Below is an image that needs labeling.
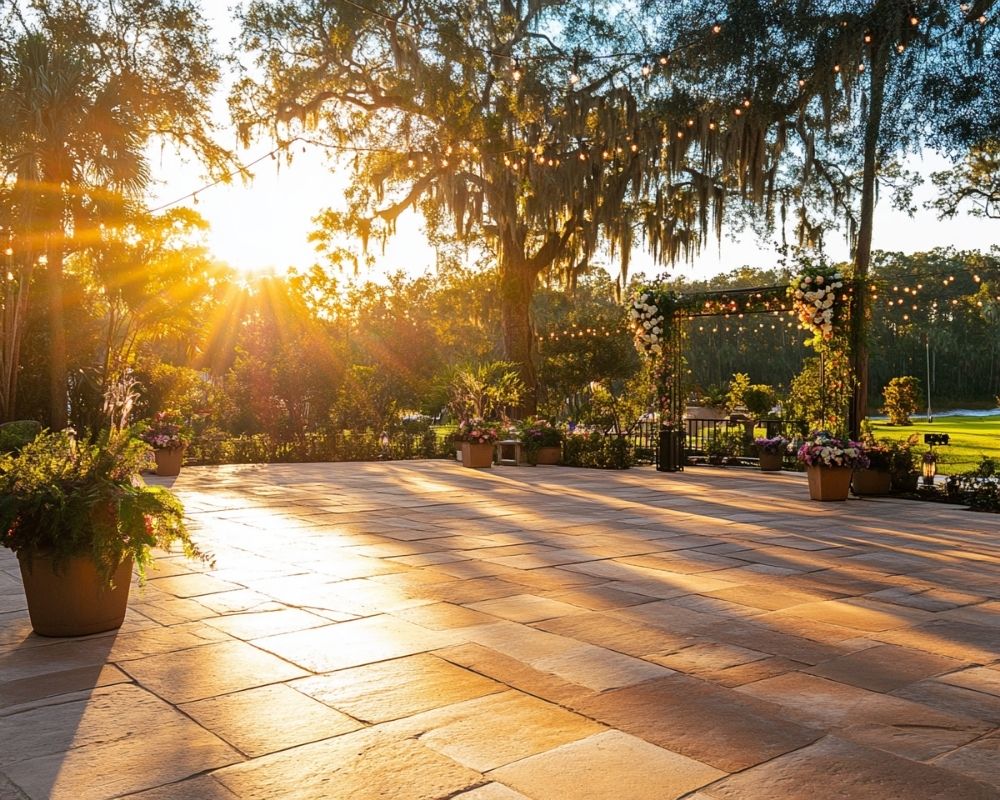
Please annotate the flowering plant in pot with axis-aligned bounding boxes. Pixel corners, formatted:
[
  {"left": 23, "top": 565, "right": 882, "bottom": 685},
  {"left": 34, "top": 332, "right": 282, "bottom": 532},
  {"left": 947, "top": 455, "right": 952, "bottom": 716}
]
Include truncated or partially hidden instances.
[
  {"left": 0, "top": 428, "right": 208, "bottom": 636},
  {"left": 456, "top": 418, "right": 501, "bottom": 468},
  {"left": 753, "top": 435, "right": 789, "bottom": 471},
  {"left": 796, "top": 431, "right": 868, "bottom": 501},
  {"left": 140, "top": 411, "right": 190, "bottom": 476},
  {"left": 518, "top": 417, "right": 564, "bottom": 465}
]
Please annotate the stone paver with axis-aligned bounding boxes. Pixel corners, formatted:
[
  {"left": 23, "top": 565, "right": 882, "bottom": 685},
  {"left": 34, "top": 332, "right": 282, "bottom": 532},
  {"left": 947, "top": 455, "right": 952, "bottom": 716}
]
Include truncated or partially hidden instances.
[
  {"left": 0, "top": 461, "right": 997, "bottom": 798},
  {"left": 489, "top": 730, "right": 725, "bottom": 799}
]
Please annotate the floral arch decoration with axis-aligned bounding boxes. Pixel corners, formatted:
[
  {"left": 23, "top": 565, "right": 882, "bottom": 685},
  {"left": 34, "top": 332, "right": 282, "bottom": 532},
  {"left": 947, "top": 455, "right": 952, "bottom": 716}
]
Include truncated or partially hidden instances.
[{"left": 629, "top": 270, "right": 854, "bottom": 428}]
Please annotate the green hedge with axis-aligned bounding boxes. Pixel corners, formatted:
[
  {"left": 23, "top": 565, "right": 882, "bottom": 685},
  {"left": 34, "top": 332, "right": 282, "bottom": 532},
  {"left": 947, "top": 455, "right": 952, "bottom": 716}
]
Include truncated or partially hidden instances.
[{"left": 562, "top": 433, "right": 636, "bottom": 470}]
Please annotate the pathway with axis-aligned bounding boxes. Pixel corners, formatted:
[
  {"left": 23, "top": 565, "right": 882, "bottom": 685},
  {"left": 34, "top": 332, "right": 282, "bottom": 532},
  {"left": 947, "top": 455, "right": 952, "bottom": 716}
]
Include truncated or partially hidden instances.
[{"left": 1, "top": 462, "right": 999, "bottom": 799}]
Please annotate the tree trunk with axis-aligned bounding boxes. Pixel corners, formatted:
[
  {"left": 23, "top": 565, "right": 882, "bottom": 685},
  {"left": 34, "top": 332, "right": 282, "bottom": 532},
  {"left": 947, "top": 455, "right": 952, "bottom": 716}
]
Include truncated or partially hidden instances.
[
  {"left": 499, "top": 256, "right": 539, "bottom": 415},
  {"left": 45, "top": 243, "right": 68, "bottom": 429},
  {"left": 848, "top": 36, "right": 888, "bottom": 440}
]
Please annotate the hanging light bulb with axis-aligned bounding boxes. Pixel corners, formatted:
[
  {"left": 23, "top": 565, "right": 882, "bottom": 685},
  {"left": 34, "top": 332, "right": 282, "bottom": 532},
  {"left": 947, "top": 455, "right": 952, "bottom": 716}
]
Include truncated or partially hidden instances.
[
  {"left": 858, "top": 63, "right": 866, "bottom": 72},
  {"left": 833, "top": 63, "right": 841, "bottom": 72},
  {"left": 659, "top": 54, "right": 669, "bottom": 65},
  {"left": 511, "top": 59, "right": 522, "bottom": 82},
  {"left": 864, "top": 31, "right": 872, "bottom": 43},
  {"left": 896, "top": 43, "right": 906, "bottom": 53},
  {"left": 569, "top": 71, "right": 580, "bottom": 85},
  {"left": 910, "top": 15, "right": 919, "bottom": 25},
  {"left": 641, "top": 63, "right": 651, "bottom": 76},
  {"left": 711, "top": 22, "right": 722, "bottom": 33}
]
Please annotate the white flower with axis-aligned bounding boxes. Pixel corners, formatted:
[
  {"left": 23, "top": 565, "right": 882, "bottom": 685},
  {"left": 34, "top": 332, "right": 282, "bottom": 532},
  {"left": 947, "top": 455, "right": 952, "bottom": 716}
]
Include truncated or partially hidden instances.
[
  {"left": 815, "top": 275, "right": 824, "bottom": 285},
  {"left": 833, "top": 272, "right": 842, "bottom": 280},
  {"left": 803, "top": 276, "right": 812, "bottom": 284}
]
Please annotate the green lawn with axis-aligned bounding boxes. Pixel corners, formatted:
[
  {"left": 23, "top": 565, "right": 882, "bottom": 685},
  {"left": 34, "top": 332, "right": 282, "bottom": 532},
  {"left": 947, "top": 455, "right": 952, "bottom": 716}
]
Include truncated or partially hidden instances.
[{"left": 870, "top": 414, "right": 1000, "bottom": 475}]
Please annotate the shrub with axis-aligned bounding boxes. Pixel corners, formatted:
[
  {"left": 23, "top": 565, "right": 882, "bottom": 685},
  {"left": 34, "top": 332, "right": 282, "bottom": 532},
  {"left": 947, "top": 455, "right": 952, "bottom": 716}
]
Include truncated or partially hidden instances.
[
  {"left": 743, "top": 385, "right": 776, "bottom": 418},
  {"left": 0, "top": 420, "right": 43, "bottom": 453},
  {"left": 947, "top": 458, "right": 1000, "bottom": 512},
  {"left": 562, "top": 431, "right": 635, "bottom": 469},
  {"left": 881, "top": 376, "right": 921, "bottom": 426}
]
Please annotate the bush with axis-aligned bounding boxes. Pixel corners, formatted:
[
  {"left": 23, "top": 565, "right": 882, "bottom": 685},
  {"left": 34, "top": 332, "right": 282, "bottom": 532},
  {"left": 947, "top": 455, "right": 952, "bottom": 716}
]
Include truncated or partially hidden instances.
[
  {"left": 562, "top": 431, "right": 635, "bottom": 469},
  {"left": 882, "top": 376, "right": 921, "bottom": 426},
  {"left": 743, "top": 385, "right": 776, "bottom": 418},
  {"left": 947, "top": 458, "right": 1000, "bottom": 512},
  {"left": 0, "top": 420, "right": 43, "bottom": 453}
]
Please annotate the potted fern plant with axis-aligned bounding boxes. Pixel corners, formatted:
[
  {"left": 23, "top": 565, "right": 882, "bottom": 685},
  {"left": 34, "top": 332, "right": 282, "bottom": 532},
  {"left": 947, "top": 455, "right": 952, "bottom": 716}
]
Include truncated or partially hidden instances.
[{"left": 0, "top": 427, "right": 207, "bottom": 637}]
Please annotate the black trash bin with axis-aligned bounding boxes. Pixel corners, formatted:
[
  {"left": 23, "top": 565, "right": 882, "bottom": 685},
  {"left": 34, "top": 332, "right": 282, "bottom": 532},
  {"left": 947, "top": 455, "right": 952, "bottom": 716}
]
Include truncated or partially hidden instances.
[{"left": 657, "top": 428, "right": 685, "bottom": 472}]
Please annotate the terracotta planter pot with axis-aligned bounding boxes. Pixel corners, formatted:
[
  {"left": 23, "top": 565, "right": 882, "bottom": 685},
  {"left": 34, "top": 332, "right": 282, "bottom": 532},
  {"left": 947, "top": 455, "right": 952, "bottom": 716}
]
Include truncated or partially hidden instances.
[
  {"left": 852, "top": 468, "right": 892, "bottom": 496},
  {"left": 461, "top": 442, "right": 494, "bottom": 468},
  {"left": 154, "top": 447, "right": 184, "bottom": 476},
  {"left": 534, "top": 446, "right": 561, "bottom": 465},
  {"left": 18, "top": 553, "right": 133, "bottom": 637},
  {"left": 806, "top": 465, "right": 853, "bottom": 501},
  {"left": 758, "top": 451, "right": 783, "bottom": 472}
]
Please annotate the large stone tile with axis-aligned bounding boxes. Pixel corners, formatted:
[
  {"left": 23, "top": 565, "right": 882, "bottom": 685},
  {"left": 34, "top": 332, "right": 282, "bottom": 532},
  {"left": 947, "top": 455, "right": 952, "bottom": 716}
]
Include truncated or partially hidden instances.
[
  {"left": 465, "top": 594, "right": 583, "bottom": 623},
  {"left": 119, "top": 640, "right": 307, "bottom": 703},
  {"left": 532, "top": 643, "right": 672, "bottom": 691},
  {"left": 736, "top": 672, "right": 989, "bottom": 759},
  {"left": 146, "top": 573, "right": 243, "bottom": 598},
  {"left": 804, "top": 644, "right": 965, "bottom": 692},
  {"left": 931, "top": 736, "right": 1000, "bottom": 788},
  {"left": 874, "top": 619, "right": 1000, "bottom": 662},
  {"left": 291, "top": 653, "right": 503, "bottom": 723},
  {"left": 572, "top": 674, "right": 820, "bottom": 771},
  {"left": 408, "top": 690, "right": 604, "bottom": 771},
  {"left": 212, "top": 726, "right": 482, "bottom": 800},
  {"left": 253, "top": 615, "right": 457, "bottom": 672},
  {"left": 0, "top": 684, "right": 240, "bottom": 800},
  {"left": 892, "top": 679, "right": 1000, "bottom": 724},
  {"left": 0, "top": 664, "right": 129, "bottom": 710},
  {"left": 489, "top": 730, "right": 725, "bottom": 800},
  {"left": 704, "top": 735, "right": 999, "bottom": 799},
  {"left": 436, "top": 643, "right": 594, "bottom": 706},
  {"left": 181, "top": 683, "right": 362, "bottom": 756},
  {"left": 202, "top": 607, "right": 331, "bottom": 640},
  {"left": 123, "top": 775, "right": 240, "bottom": 799},
  {"left": 937, "top": 666, "right": 1000, "bottom": 697}
]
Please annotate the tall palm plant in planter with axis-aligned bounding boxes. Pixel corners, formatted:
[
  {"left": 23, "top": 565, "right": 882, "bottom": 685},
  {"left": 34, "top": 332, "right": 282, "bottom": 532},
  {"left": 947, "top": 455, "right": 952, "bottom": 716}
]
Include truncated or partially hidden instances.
[{"left": 0, "top": 428, "right": 207, "bottom": 636}]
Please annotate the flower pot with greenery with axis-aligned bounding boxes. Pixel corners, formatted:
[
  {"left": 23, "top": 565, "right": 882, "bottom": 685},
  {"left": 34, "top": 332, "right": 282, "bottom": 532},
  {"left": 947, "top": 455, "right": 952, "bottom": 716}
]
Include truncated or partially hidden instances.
[
  {"left": 0, "top": 429, "right": 207, "bottom": 636},
  {"left": 141, "top": 411, "right": 189, "bottom": 476},
  {"left": 519, "top": 417, "right": 564, "bottom": 465},
  {"left": 754, "top": 435, "right": 789, "bottom": 471},
  {"left": 456, "top": 418, "right": 500, "bottom": 468},
  {"left": 797, "top": 431, "right": 868, "bottom": 501},
  {"left": 852, "top": 442, "right": 892, "bottom": 496}
]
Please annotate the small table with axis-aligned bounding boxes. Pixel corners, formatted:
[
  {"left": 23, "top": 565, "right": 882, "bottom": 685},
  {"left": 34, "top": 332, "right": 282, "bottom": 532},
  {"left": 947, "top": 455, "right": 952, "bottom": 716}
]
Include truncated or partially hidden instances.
[{"left": 496, "top": 439, "right": 524, "bottom": 466}]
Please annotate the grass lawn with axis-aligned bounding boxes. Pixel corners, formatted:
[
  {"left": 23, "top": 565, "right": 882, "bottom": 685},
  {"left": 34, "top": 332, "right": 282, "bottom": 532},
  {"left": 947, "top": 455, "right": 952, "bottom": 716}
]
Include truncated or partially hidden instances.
[{"left": 870, "top": 414, "right": 1000, "bottom": 475}]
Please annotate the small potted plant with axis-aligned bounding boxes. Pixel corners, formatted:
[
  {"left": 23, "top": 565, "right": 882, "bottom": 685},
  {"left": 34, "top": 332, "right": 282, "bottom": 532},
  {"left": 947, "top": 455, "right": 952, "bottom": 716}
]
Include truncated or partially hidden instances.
[
  {"left": 519, "top": 417, "right": 564, "bottom": 465},
  {"left": 796, "top": 431, "right": 868, "bottom": 501},
  {"left": 456, "top": 418, "right": 501, "bottom": 468},
  {"left": 0, "top": 428, "right": 208, "bottom": 636},
  {"left": 705, "top": 428, "right": 739, "bottom": 466},
  {"left": 852, "top": 440, "right": 892, "bottom": 496},
  {"left": 140, "top": 411, "right": 189, "bottom": 476},
  {"left": 753, "top": 435, "right": 789, "bottom": 471}
]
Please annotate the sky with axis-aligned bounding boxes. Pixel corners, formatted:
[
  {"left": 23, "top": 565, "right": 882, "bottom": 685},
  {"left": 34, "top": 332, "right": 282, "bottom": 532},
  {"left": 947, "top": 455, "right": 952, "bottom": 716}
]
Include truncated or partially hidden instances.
[{"left": 146, "top": 8, "right": 998, "bottom": 283}]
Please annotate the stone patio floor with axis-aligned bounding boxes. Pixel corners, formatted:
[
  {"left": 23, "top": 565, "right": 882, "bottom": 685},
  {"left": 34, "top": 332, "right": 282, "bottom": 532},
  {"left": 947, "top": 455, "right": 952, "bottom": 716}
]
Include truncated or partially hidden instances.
[{"left": 1, "top": 461, "right": 999, "bottom": 799}]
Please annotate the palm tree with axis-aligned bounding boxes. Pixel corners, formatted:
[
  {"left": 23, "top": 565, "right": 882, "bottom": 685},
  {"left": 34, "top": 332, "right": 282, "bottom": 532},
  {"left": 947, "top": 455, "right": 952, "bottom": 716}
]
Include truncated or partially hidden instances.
[{"left": 1, "top": 32, "right": 147, "bottom": 426}]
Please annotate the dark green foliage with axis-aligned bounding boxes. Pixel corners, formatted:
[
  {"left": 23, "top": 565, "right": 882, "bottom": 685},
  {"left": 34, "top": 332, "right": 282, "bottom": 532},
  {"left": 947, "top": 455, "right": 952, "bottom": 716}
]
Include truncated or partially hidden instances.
[
  {"left": 0, "top": 420, "right": 42, "bottom": 453},
  {"left": 562, "top": 432, "right": 635, "bottom": 470},
  {"left": 0, "top": 429, "right": 205, "bottom": 584},
  {"left": 882, "top": 376, "right": 922, "bottom": 425},
  {"left": 947, "top": 458, "right": 1000, "bottom": 512}
]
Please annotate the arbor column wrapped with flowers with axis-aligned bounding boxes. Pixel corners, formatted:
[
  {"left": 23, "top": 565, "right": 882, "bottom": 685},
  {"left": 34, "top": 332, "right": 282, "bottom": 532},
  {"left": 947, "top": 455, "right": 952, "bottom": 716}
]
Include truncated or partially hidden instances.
[{"left": 628, "top": 282, "right": 687, "bottom": 471}]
